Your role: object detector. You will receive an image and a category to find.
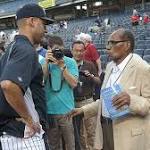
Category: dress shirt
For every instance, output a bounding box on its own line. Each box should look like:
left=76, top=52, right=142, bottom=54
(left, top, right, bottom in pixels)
left=102, top=53, right=133, bottom=118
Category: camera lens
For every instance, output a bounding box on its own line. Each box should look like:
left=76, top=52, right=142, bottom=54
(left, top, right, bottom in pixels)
left=52, top=49, right=64, bottom=60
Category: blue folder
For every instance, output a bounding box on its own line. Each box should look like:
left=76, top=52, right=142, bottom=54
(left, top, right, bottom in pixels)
left=101, top=84, right=129, bottom=120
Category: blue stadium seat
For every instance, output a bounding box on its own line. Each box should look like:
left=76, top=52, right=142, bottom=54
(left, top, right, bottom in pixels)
left=143, top=55, right=150, bottom=63
left=0, top=0, right=37, bottom=17
left=144, top=49, right=150, bottom=56
left=134, top=49, right=144, bottom=57
left=101, top=54, right=108, bottom=61
left=98, top=50, right=107, bottom=55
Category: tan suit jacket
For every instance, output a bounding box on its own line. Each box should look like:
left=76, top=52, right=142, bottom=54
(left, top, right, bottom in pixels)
left=82, top=54, right=150, bottom=150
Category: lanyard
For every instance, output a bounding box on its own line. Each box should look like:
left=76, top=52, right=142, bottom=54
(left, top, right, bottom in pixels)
left=108, top=54, right=133, bottom=87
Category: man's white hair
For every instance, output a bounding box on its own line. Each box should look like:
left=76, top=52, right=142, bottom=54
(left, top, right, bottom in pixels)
left=76, top=33, right=92, bottom=42
left=133, top=9, right=138, bottom=15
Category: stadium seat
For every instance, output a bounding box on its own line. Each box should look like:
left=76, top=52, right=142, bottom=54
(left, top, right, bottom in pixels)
left=98, top=50, right=106, bottom=55
left=100, top=54, right=108, bottom=62
left=0, top=0, right=37, bottom=17
left=134, top=49, right=144, bottom=57
left=143, top=55, right=150, bottom=63
left=144, top=49, right=150, bottom=56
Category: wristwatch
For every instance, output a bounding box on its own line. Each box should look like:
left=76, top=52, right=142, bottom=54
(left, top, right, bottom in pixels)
left=60, top=65, right=67, bottom=72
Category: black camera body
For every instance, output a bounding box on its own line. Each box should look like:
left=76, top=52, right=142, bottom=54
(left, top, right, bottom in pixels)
left=52, top=48, right=64, bottom=60
left=79, top=71, right=88, bottom=77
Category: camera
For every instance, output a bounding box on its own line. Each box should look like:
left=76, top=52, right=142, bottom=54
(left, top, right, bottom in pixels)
left=52, top=48, right=64, bottom=60
left=79, top=71, right=88, bottom=77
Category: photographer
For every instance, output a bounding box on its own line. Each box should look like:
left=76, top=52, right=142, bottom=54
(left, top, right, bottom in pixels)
left=42, top=35, right=78, bottom=150
left=71, top=41, right=101, bottom=150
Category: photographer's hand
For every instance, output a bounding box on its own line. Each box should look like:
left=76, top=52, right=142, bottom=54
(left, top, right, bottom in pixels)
left=83, top=70, right=92, bottom=77
left=56, top=59, right=78, bottom=88
left=46, top=49, right=57, bottom=64
left=43, top=49, right=58, bottom=80
left=57, top=59, right=65, bottom=68
left=83, top=70, right=101, bottom=85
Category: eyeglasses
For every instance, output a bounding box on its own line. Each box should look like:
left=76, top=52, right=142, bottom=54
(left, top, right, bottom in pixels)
left=106, top=40, right=129, bottom=49
left=73, top=49, right=84, bottom=54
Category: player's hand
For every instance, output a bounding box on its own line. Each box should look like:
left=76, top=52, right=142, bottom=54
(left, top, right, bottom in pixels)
left=16, top=117, right=41, bottom=138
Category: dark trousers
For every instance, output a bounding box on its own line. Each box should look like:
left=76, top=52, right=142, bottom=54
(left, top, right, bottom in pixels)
left=101, top=117, right=114, bottom=150
left=0, top=141, right=2, bottom=150
left=73, top=116, right=82, bottom=150
left=43, top=133, right=51, bottom=150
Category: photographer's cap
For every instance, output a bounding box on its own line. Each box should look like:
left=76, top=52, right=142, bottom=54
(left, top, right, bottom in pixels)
left=16, top=3, right=54, bottom=25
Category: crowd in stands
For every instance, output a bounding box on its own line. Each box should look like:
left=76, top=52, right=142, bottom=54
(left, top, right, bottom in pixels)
left=131, top=9, right=150, bottom=27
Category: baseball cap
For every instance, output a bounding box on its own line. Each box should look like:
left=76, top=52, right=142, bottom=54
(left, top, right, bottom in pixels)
left=16, top=3, right=54, bottom=25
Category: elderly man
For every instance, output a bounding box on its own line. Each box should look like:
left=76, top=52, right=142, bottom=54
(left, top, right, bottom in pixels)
left=77, top=33, right=102, bottom=76
left=70, top=28, right=150, bottom=150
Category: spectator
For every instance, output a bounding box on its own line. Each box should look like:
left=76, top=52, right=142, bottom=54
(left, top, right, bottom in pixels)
left=63, top=20, right=68, bottom=30
left=139, top=15, right=143, bottom=25
left=0, top=31, right=6, bottom=43
left=133, top=9, right=138, bottom=15
left=41, top=35, right=78, bottom=150
left=77, top=33, right=102, bottom=76
left=0, top=3, right=54, bottom=150
left=60, top=20, right=64, bottom=29
left=104, top=17, right=111, bottom=33
left=73, top=28, right=81, bottom=41
left=95, top=16, right=102, bottom=27
left=131, top=9, right=140, bottom=27
left=88, top=26, right=101, bottom=34
left=72, top=40, right=101, bottom=150
left=143, top=13, right=150, bottom=25
left=131, top=15, right=140, bottom=26
left=77, top=33, right=102, bottom=100
left=69, top=28, right=150, bottom=150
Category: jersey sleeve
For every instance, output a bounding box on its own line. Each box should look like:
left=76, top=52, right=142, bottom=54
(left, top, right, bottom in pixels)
left=0, top=46, right=38, bottom=92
